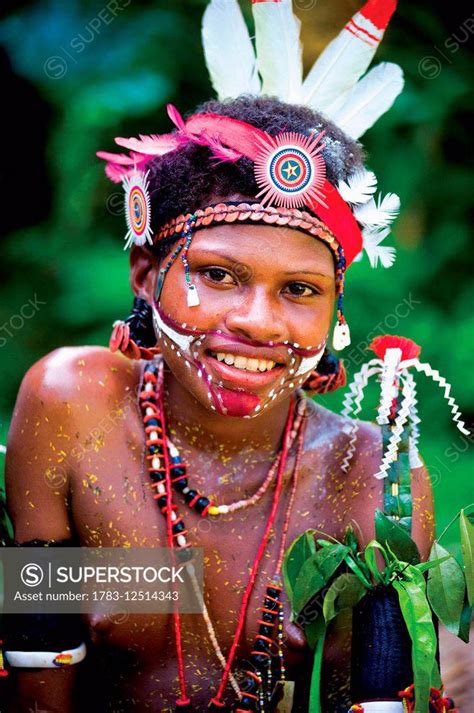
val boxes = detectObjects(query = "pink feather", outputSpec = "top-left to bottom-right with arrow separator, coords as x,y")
96,150 -> 136,165
104,163 -> 129,184
114,133 -> 181,156
184,113 -> 265,161
167,103 -> 186,130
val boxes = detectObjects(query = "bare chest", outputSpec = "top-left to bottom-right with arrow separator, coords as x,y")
68,401 -> 381,704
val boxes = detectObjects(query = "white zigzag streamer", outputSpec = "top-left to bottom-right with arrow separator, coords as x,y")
376,349 -> 401,425
340,362 -> 380,473
375,373 -> 415,479
404,371 -> 422,464
401,359 -> 470,436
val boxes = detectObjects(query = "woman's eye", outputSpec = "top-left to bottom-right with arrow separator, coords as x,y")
284,282 -> 319,297
201,268 -> 235,284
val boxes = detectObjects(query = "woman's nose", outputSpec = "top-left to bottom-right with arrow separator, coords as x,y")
224,286 -> 287,344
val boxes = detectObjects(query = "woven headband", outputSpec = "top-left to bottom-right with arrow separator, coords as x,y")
155,201 -> 338,253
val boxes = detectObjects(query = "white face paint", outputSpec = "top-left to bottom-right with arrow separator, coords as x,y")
294,344 -> 326,377
152,304 -> 194,354
153,301 -> 330,418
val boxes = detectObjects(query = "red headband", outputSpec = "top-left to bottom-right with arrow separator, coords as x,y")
98,105 -> 364,266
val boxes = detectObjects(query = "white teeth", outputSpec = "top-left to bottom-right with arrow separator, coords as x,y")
247,358 -> 260,372
210,351 -> 277,372
234,356 -> 247,370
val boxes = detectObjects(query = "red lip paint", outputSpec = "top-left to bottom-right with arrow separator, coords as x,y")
215,388 -> 262,417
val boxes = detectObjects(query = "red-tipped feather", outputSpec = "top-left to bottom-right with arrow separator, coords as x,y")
369,335 -> 421,361
359,0 -> 398,31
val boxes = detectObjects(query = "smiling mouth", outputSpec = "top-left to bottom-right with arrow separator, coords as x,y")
202,350 -> 287,390
208,350 -> 281,373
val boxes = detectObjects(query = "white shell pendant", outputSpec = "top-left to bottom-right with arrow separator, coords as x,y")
187,284 -> 200,307
333,321 -> 351,350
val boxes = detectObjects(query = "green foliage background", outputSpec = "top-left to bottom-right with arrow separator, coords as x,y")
0,0 -> 472,550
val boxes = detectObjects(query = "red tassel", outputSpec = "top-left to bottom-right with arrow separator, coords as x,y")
304,360 -> 347,394
369,335 -> 421,362
109,321 -> 160,361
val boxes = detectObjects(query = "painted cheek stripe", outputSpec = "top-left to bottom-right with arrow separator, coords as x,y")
153,303 -> 327,416
155,304 -> 326,356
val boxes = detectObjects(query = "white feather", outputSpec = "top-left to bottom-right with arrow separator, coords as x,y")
355,192 -> 401,227
332,62 -> 404,139
362,226 -> 397,268
302,8 -> 385,112
202,0 -> 260,100
338,169 -> 377,205
252,0 -> 303,102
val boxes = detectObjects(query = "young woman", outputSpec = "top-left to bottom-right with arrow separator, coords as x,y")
3,96 -> 435,712
3,0 -> 456,711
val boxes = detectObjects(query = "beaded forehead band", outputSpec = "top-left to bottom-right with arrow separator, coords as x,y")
155,202 -> 338,245
98,0 -> 404,353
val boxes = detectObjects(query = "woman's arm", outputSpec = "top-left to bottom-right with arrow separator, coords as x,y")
410,459 -> 436,561
4,353 -> 82,713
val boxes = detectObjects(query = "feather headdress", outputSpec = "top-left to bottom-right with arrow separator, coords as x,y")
200,0 -> 403,268
98,0 -> 403,271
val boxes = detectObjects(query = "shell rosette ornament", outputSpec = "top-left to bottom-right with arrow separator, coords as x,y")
123,169 -> 153,250
254,130 -> 327,208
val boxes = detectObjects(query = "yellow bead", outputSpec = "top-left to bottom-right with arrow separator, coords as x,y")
208,505 -> 220,516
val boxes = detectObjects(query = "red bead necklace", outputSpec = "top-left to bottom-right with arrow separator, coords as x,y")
138,358 -> 307,711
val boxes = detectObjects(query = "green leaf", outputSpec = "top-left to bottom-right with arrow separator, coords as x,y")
344,554 -> 373,589
316,539 -> 333,548
292,557 -> 326,616
431,658 -> 442,690
457,594 -> 472,643
293,544 -> 349,615
427,542 -> 465,635
416,555 -> 450,573
365,540 -> 389,584
314,544 -> 350,580
303,612 -> 325,651
308,618 -> 326,713
283,530 -> 317,606
393,579 -> 437,713
375,509 -> 421,565
460,509 -> 474,606
322,574 -> 367,624
343,524 -> 359,555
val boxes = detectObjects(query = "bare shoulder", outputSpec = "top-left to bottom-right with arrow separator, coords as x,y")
300,397 -> 384,542
7,346 -> 143,468
302,396 -> 382,469
12,346 -> 142,417
7,347 -> 143,504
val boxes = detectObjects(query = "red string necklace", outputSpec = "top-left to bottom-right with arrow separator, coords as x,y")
139,358 -> 306,711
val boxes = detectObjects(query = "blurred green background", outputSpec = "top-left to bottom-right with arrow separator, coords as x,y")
0,0 -> 472,551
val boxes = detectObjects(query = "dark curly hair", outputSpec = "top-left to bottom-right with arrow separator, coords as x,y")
146,95 -> 365,257
124,96 -> 362,389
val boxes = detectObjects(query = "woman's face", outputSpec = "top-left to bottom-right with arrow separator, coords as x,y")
149,222 -> 336,418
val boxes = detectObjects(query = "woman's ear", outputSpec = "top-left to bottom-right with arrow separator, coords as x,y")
129,247 -> 157,304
